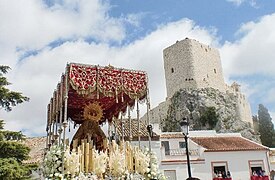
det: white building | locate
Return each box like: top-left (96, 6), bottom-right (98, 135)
top-left (24, 123), bottom-right (273, 180)
top-left (114, 120), bottom-right (270, 180)
top-left (270, 148), bottom-right (275, 180)
top-left (159, 130), bottom-right (270, 180)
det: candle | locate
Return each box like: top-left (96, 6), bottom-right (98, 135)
top-left (85, 142), bottom-right (89, 173)
top-left (73, 139), bottom-right (78, 150)
top-left (89, 144), bottom-right (94, 172)
top-left (103, 138), bottom-right (107, 150)
top-left (81, 140), bottom-right (85, 172)
top-left (77, 146), bottom-right (82, 172)
top-left (130, 146), bottom-right (133, 172)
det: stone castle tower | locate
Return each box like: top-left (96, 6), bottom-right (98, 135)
top-left (164, 38), bottom-right (226, 98)
top-left (142, 38), bottom-right (254, 128)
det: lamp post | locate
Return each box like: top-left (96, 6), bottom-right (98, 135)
top-left (180, 117), bottom-right (192, 179)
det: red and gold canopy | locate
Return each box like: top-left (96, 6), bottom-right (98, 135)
top-left (47, 63), bottom-right (148, 125)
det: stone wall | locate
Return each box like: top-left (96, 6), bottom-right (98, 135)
top-left (163, 38), bottom-right (196, 98)
top-left (163, 38), bottom-right (226, 98)
top-left (226, 82), bottom-right (253, 125)
top-left (191, 39), bottom-right (226, 92)
top-left (141, 100), bottom-right (171, 124)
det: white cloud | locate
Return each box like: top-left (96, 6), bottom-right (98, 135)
top-left (269, 111), bottom-right (275, 126)
top-left (220, 13), bottom-right (275, 78)
top-left (226, 0), bottom-right (257, 7)
top-left (1, 16), bottom-right (217, 136)
top-left (0, 0), bottom-right (125, 52)
top-left (219, 13), bottom-right (275, 116)
top-left (7, 1), bottom-right (275, 138)
top-left (227, 0), bottom-right (245, 6)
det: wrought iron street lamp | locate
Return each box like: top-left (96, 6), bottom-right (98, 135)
top-left (180, 117), bottom-right (192, 179)
top-left (147, 124), bottom-right (153, 138)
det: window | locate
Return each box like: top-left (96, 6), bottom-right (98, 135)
top-left (171, 68), bottom-right (174, 73)
top-left (249, 160), bottom-right (265, 176)
top-left (161, 141), bottom-right (170, 155)
top-left (164, 170), bottom-right (177, 180)
top-left (214, 166), bottom-right (226, 174)
top-left (214, 69), bottom-right (217, 73)
top-left (211, 161), bottom-right (228, 178)
top-left (179, 141), bottom-right (186, 148)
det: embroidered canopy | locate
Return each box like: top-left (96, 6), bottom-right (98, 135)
top-left (47, 63), bottom-right (148, 125)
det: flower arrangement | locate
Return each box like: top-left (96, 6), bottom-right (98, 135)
top-left (144, 149), bottom-right (167, 180)
top-left (134, 148), bottom-right (150, 176)
top-left (93, 149), bottom-right (108, 177)
top-left (42, 141), bottom-right (166, 180)
top-left (64, 149), bottom-right (80, 178)
top-left (109, 146), bottom-right (126, 177)
top-left (43, 145), bottom-right (64, 179)
top-left (77, 173), bottom-right (98, 180)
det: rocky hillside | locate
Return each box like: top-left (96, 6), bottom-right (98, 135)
top-left (161, 88), bottom-right (260, 142)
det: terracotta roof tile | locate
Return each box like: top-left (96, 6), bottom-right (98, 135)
top-left (191, 137), bottom-right (268, 152)
top-left (113, 119), bottom-right (159, 141)
top-left (23, 137), bottom-right (46, 164)
top-left (161, 133), bottom-right (184, 139)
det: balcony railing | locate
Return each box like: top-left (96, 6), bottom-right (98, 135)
top-left (165, 148), bottom-right (199, 156)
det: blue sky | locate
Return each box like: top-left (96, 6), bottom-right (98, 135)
top-left (1, 0), bottom-right (275, 136)
top-left (109, 0), bottom-right (275, 44)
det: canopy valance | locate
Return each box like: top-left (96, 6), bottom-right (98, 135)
top-left (47, 63), bottom-right (148, 125)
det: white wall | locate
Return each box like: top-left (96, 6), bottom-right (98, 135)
top-left (160, 150), bottom-right (269, 180)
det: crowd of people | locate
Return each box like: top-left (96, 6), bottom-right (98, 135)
top-left (214, 170), bottom-right (231, 179)
top-left (252, 170), bottom-right (266, 177)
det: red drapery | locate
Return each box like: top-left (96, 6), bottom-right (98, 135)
top-left (250, 176), bottom-right (269, 180)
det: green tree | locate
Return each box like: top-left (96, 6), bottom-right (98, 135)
top-left (0, 141), bottom-right (30, 162)
top-left (200, 106), bottom-right (219, 129)
top-left (0, 158), bottom-right (30, 180)
top-left (258, 104), bottom-right (275, 147)
top-left (0, 65), bottom-right (33, 179)
top-left (0, 65), bottom-right (29, 111)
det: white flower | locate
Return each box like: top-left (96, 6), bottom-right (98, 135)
top-left (42, 145), bottom-right (64, 178)
top-left (93, 150), bottom-right (108, 176)
top-left (109, 147), bottom-right (126, 177)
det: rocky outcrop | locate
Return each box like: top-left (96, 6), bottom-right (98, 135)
top-left (161, 88), bottom-right (260, 142)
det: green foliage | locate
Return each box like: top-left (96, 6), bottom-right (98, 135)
top-left (0, 119), bottom-right (4, 130)
top-left (0, 65), bottom-right (33, 179)
top-left (161, 118), bottom-right (181, 132)
top-left (258, 104), bottom-right (275, 147)
top-left (200, 107), bottom-right (219, 129)
top-left (0, 158), bottom-right (31, 180)
top-left (0, 120), bottom-right (4, 141)
top-left (161, 95), bottom-right (181, 132)
top-left (0, 65), bottom-right (29, 112)
top-left (1, 130), bottom-right (26, 141)
top-left (0, 141), bottom-right (30, 162)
